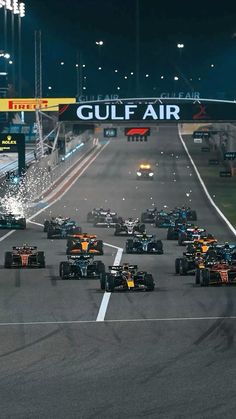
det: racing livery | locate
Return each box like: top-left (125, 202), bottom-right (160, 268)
top-left (140, 208), bottom-right (159, 223)
top-left (4, 245), bottom-right (45, 268)
top-left (92, 209), bottom-right (121, 228)
top-left (126, 233), bottom-right (163, 254)
top-left (101, 263), bottom-right (155, 292)
top-left (87, 208), bottom-right (118, 224)
top-left (44, 216), bottom-right (82, 239)
top-left (0, 213), bottom-right (26, 229)
top-left (197, 262), bottom-right (236, 286)
top-left (66, 233), bottom-right (103, 255)
top-left (114, 218), bottom-right (145, 236)
top-left (59, 255), bottom-right (105, 279)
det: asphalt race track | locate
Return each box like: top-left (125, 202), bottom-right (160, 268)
top-left (0, 125), bottom-right (236, 419)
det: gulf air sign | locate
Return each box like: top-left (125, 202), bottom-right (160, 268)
top-left (0, 98), bottom-right (76, 112)
top-left (60, 104), bottom-right (181, 121)
top-left (59, 101), bottom-right (236, 122)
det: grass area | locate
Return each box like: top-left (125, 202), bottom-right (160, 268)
top-left (183, 135), bottom-right (236, 228)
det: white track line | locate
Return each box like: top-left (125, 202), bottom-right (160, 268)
top-left (27, 225), bottom-right (122, 322)
top-left (178, 125), bottom-right (236, 236)
top-left (96, 246), bottom-right (123, 322)
top-left (27, 220), bottom-right (43, 227)
top-left (1, 315), bottom-right (236, 326)
top-left (0, 230), bottom-right (16, 242)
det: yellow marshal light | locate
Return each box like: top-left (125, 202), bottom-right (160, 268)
top-left (140, 164), bottom-right (151, 169)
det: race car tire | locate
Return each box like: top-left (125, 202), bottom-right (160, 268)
top-left (188, 211), bottom-right (197, 221)
top-left (141, 213), bottom-right (147, 223)
top-left (73, 227), bottom-right (82, 234)
top-left (155, 240), bottom-right (163, 254)
top-left (97, 240), bottom-right (104, 255)
top-left (167, 227), bottom-right (175, 240)
top-left (179, 258), bottom-right (188, 275)
top-left (178, 233), bottom-right (185, 246)
top-left (19, 219), bottom-right (26, 230)
top-left (139, 223), bottom-right (146, 233)
top-left (175, 258), bottom-right (180, 274)
top-left (100, 273), bottom-right (106, 290)
top-left (195, 268), bottom-right (201, 285)
top-left (114, 224), bottom-right (121, 236)
top-left (47, 228), bottom-right (55, 239)
top-left (126, 239), bottom-right (133, 254)
top-left (4, 251), bottom-right (13, 268)
top-left (201, 269), bottom-right (210, 286)
top-left (37, 251), bottom-right (45, 268)
top-left (87, 212), bottom-right (94, 223)
top-left (43, 220), bottom-right (50, 232)
top-left (106, 275), bottom-right (115, 292)
top-left (59, 262), bottom-right (70, 279)
top-left (145, 274), bottom-right (155, 291)
top-left (96, 261), bottom-right (105, 274)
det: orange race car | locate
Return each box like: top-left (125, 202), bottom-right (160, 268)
top-left (66, 233), bottom-right (104, 255)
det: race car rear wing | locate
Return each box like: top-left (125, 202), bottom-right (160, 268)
top-left (12, 246), bottom-right (37, 250)
top-left (68, 255), bottom-right (93, 260)
top-left (109, 265), bottom-right (138, 271)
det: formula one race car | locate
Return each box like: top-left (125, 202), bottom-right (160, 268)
top-left (167, 221), bottom-right (195, 240)
top-left (141, 208), bottom-right (159, 223)
top-left (197, 262), bottom-right (236, 286)
top-left (100, 263), bottom-right (155, 292)
top-left (155, 210), bottom-right (176, 228)
top-left (178, 227), bottom-right (207, 246)
top-left (66, 233), bottom-right (103, 255)
top-left (136, 164), bottom-right (154, 180)
top-left (87, 208), bottom-right (118, 223)
top-left (92, 209), bottom-right (121, 228)
top-left (4, 245), bottom-right (45, 268)
top-left (172, 206), bottom-right (197, 222)
top-left (175, 249), bottom-right (206, 276)
top-left (44, 216), bottom-right (82, 239)
top-left (0, 213), bottom-right (26, 229)
top-left (114, 218), bottom-right (145, 236)
top-left (126, 233), bottom-right (163, 254)
top-left (59, 255), bottom-right (105, 280)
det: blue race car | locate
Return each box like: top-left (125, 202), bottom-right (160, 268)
top-left (59, 255), bottom-right (105, 279)
top-left (126, 233), bottom-right (163, 254)
top-left (44, 216), bottom-right (82, 239)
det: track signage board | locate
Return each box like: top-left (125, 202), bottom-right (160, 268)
top-left (224, 151), bottom-right (236, 160)
top-left (0, 133), bottom-right (25, 175)
top-left (104, 128), bottom-right (117, 137)
top-left (59, 101), bottom-right (236, 123)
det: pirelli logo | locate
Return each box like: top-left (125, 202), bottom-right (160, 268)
top-left (0, 98), bottom-right (76, 112)
top-left (8, 99), bottom-right (49, 110)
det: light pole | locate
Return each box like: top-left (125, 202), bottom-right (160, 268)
top-left (95, 40), bottom-right (103, 67)
top-left (136, 0), bottom-right (140, 97)
top-left (18, 2), bottom-right (25, 97)
top-left (177, 43), bottom-right (184, 58)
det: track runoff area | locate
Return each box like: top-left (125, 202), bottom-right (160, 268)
top-left (0, 124), bottom-right (236, 418)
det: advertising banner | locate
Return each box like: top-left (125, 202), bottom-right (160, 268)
top-left (59, 102), bottom-right (236, 123)
top-left (0, 98), bottom-right (76, 112)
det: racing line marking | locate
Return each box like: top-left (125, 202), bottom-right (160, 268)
top-left (1, 315), bottom-right (236, 326)
top-left (27, 223), bottom-right (123, 322)
top-left (96, 246), bottom-right (123, 322)
top-left (0, 230), bottom-right (16, 242)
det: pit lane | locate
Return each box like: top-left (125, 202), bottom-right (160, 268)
top-left (0, 125), bottom-right (236, 419)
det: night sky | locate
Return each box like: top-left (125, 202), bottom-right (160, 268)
top-left (12, 1), bottom-right (236, 98)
